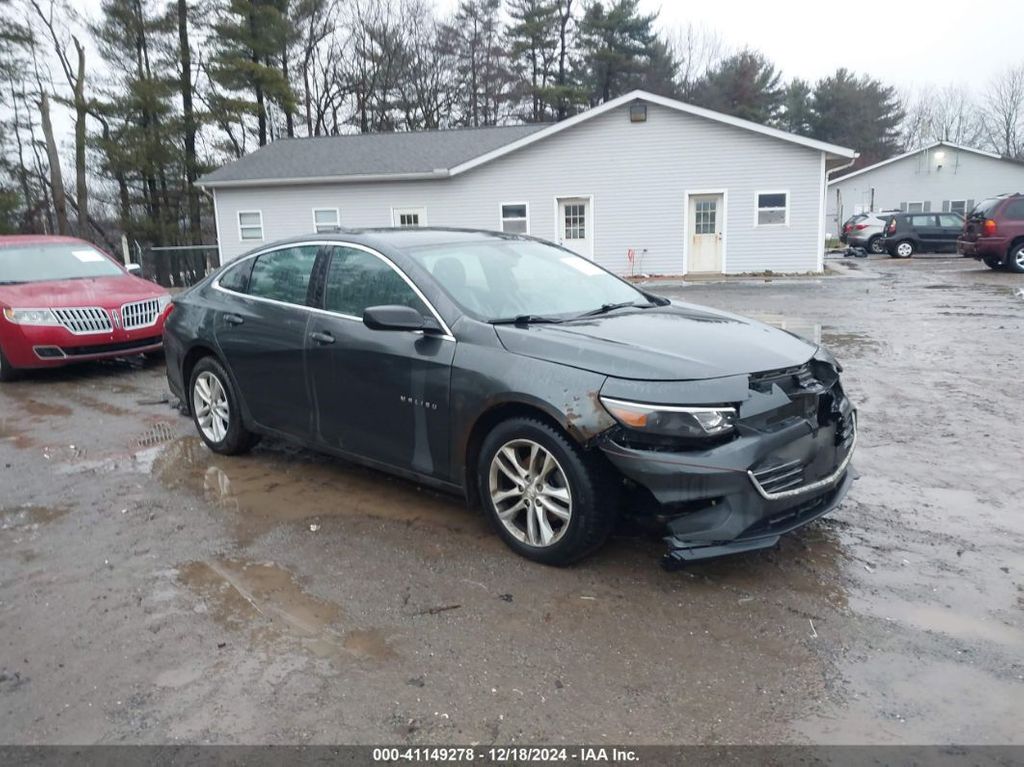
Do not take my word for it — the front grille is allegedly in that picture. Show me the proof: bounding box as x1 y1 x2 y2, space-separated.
61 336 161 357
52 307 112 335
121 298 160 330
751 459 807 494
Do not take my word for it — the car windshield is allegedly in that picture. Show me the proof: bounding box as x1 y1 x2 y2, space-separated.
404 238 649 322
0 243 124 284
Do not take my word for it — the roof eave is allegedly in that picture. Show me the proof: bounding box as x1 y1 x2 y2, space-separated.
827 141 1005 185
197 168 450 190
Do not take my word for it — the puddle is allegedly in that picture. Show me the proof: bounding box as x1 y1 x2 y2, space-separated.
151 436 486 542
179 559 396 661
0 505 70 529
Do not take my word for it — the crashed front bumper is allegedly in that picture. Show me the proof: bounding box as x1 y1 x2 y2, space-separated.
599 384 856 567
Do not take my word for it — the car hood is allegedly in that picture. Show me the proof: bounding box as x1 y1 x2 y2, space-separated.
493 302 817 381
0 275 165 309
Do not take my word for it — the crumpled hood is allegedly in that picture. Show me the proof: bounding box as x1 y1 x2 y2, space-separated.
493 302 817 381
0 275 165 309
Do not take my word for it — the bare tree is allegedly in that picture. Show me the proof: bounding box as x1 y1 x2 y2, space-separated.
667 22 724 100
901 83 986 149
984 64 1024 158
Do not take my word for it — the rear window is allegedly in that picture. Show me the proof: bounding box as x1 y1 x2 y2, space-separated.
1001 198 1024 220
968 197 1005 219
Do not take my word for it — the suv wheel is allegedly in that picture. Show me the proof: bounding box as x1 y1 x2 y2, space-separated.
1006 242 1024 273
867 235 885 254
189 356 260 454
478 417 617 565
892 240 915 258
0 343 21 383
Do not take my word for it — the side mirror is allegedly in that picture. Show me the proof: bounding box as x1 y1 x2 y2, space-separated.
363 305 440 333
125 263 142 276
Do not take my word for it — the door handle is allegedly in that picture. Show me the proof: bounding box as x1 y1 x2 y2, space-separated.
309 331 335 345
224 313 244 326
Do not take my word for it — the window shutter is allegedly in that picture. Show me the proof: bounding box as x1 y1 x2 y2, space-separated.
923 201 932 212
899 202 908 212
941 200 950 212
967 198 975 212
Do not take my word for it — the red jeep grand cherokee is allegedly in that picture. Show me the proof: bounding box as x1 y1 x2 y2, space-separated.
0 235 172 381
958 193 1024 273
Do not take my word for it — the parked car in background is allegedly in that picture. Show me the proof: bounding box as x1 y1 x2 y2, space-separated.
844 211 897 254
839 214 864 244
164 229 856 567
957 193 1024 273
880 212 964 257
0 235 172 381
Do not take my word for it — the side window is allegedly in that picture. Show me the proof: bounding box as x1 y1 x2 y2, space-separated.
909 215 933 228
247 246 319 305
1003 199 1024 219
938 214 963 228
324 246 428 318
218 258 254 293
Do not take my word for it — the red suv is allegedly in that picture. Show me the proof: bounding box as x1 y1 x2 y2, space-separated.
958 193 1024 273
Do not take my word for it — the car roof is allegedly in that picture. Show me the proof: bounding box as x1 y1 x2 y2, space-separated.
0 234 92 248
239 227 534 256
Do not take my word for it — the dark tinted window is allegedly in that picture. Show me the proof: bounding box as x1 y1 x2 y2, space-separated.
1002 199 1024 219
324 246 428 317
247 246 319 305
219 258 254 293
969 197 1004 219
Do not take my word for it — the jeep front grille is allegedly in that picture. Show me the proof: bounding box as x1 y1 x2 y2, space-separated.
52 307 112 335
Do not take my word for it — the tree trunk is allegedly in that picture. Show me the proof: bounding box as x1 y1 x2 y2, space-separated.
72 37 88 236
178 0 201 244
556 0 572 120
282 44 295 137
39 92 69 236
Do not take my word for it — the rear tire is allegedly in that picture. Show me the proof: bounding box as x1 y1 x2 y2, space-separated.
188 356 259 455
478 417 618 566
1006 242 1024 273
0 344 20 383
867 235 885 254
891 240 915 258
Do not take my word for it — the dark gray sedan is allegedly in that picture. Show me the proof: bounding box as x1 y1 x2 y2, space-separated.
164 229 856 566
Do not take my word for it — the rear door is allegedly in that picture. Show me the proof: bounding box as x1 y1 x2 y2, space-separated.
908 214 941 251
214 244 321 438
306 244 455 478
936 214 965 250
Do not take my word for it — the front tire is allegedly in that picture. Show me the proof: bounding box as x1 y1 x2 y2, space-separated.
189 356 259 455
478 417 617 566
1006 242 1024 273
0 343 20 383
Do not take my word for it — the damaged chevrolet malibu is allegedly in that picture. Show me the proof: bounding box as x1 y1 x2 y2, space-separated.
164 229 856 566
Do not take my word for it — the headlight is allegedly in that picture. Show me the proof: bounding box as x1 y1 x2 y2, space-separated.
3 307 60 326
600 396 737 439
157 294 172 312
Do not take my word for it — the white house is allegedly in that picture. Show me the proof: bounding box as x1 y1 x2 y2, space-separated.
827 140 1024 230
199 90 856 276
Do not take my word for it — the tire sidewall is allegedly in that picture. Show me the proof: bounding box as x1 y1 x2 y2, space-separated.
868 236 884 254
478 418 608 565
1007 244 1024 273
188 357 250 454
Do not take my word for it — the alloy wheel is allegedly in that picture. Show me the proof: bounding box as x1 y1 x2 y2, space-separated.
1013 247 1024 270
193 371 230 443
488 439 573 548
896 242 913 257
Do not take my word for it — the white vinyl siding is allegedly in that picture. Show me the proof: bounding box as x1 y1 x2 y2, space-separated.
313 207 340 232
499 202 529 234
237 210 263 241
214 102 827 274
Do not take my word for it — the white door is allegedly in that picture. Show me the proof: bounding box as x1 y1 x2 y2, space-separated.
688 194 724 273
557 197 593 259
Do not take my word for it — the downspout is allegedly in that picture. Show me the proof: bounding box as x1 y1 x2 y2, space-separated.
826 155 859 234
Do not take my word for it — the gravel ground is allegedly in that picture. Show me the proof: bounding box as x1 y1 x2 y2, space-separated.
0 253 1021 745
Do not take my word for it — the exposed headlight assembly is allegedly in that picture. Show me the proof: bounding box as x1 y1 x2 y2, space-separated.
157 294 172 312
600 396 737 439
3 307 60 326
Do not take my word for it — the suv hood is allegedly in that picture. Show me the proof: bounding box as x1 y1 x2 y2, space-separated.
494 303 816 381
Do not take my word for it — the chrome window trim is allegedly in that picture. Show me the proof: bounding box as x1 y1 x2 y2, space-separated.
211 240 455 341
747 413 857 502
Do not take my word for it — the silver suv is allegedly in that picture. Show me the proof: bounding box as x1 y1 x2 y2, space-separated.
845 211 898 254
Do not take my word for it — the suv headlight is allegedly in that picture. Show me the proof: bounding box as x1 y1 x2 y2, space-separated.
3 307 60 326
600 396 737 439
157 294 172 312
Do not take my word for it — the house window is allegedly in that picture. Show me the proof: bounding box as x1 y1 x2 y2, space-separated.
392 207 426 227
564 203 586 239
694 199 717 234
500 203 529 234
905 201 924 213
949 200 967 215
313 208 340 233
238 211 263 241
755 192 788 226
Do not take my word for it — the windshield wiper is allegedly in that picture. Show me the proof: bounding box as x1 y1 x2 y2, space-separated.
490 314 566 325
575 300 656 318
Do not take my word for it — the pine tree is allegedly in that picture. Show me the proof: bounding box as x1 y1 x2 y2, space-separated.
810 68 904 166
690 50 784 125
506 0 558 122
577 0 657 105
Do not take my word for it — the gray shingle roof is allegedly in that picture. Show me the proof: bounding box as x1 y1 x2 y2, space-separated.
198 124 547 187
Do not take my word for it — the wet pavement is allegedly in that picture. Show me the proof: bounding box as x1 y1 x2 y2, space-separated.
0 254 1022 745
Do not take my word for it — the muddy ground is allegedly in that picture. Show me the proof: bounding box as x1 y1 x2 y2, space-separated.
0 254 1022 745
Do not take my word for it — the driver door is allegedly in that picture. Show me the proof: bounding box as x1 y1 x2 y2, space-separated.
306 244 456 478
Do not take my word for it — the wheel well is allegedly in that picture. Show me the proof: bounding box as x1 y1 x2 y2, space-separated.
1008 236 1024 256
462 402 566 509
180 345 218 409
